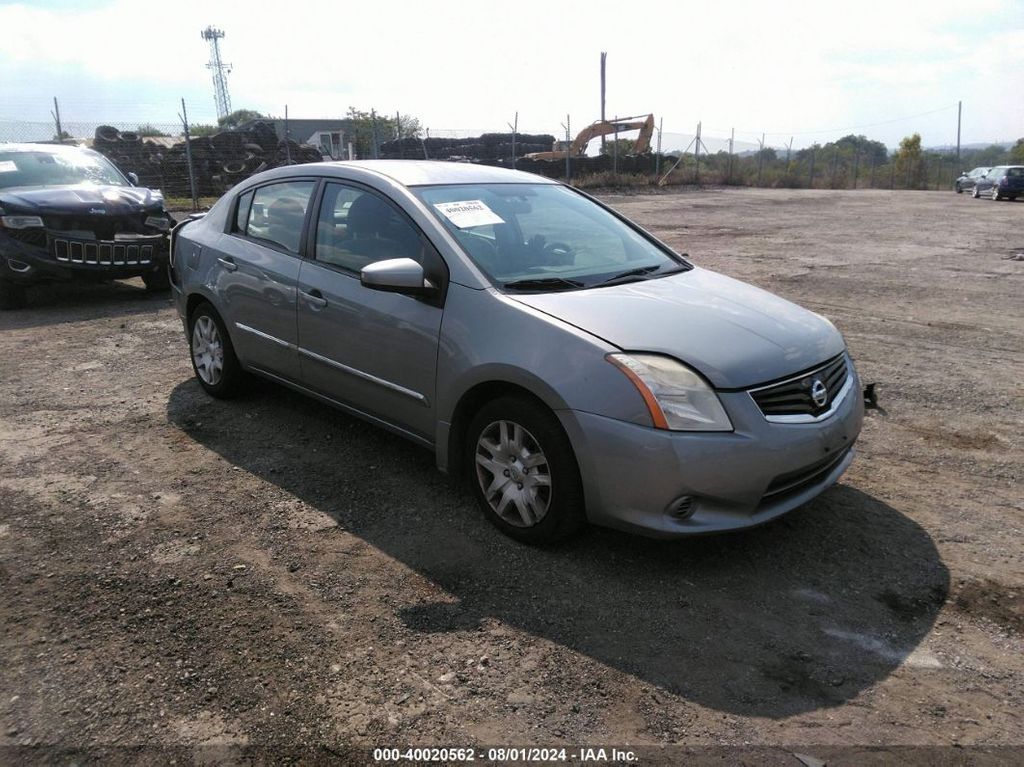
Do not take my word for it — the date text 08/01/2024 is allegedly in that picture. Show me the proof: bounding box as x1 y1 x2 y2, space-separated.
372 747 638 762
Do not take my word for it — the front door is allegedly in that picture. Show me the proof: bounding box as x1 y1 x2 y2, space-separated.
296 182 444 442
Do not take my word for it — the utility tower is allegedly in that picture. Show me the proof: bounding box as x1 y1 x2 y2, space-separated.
200 26 232 121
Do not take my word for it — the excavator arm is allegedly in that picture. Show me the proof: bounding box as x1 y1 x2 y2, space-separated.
525 114 656 160
570 114 655 155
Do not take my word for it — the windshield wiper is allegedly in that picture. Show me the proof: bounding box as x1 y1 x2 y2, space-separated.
502 277 586 292
594 264 686 287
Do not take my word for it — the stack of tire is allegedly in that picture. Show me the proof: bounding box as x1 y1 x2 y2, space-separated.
379 132 555 161
92 121 324 198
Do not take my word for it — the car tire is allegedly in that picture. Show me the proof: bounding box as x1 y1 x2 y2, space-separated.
955 183 962 194
466 395 585 545
0 279 27 310
142 268 171 292
188 302 244 398
972 187 981 199
991 187 1002 201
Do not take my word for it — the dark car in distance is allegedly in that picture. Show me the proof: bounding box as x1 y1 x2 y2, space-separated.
0 143 174 309
971 165 1024 201
954 166 990 194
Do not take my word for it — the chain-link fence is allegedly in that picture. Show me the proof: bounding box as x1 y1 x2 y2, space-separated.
3 98 1015 209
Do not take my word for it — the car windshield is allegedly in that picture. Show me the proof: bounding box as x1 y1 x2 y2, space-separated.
415 183 687 290
0 149 127 190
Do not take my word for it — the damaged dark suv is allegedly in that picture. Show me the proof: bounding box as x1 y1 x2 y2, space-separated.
0 143 173 309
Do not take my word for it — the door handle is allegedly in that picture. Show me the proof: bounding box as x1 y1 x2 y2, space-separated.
217 256 238 272
300 289 328 308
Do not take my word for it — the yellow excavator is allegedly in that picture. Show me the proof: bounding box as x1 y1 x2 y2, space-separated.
525 114 655 161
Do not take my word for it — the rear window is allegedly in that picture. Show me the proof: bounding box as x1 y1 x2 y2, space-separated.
1006 168 1023 178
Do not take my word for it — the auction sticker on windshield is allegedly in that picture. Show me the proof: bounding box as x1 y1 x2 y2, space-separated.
434 200 504 228
0 161 18 173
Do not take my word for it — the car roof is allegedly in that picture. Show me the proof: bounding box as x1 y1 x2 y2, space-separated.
318 160 558 187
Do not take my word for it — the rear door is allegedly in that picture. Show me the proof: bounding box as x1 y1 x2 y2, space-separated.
214 179 317 382
295 181 445 442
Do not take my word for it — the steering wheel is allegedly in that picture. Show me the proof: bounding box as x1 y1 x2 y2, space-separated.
542 241 575 265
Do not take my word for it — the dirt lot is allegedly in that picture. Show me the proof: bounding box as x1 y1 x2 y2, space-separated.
1 188 1022 764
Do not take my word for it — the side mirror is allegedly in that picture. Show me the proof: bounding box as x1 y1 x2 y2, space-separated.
127 172 139 186
361 257 436 295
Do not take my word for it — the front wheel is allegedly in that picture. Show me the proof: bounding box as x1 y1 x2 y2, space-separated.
991 187 1002 201
972 186 981 199
467 396 585 545
955 183 962 194
188 302 244 398
142 267 171 292
0 279 27 310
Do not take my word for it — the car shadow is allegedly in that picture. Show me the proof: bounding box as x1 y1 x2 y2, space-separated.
0 280 171 329
166 377 949 719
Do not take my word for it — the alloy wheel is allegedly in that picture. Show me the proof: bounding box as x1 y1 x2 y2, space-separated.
192 315 225 386
475 420 552 528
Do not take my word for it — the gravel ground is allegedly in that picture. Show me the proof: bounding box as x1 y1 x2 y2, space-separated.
0 188 1021 765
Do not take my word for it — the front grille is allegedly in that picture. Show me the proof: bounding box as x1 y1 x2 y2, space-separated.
749 354 848 419
51 236 159 266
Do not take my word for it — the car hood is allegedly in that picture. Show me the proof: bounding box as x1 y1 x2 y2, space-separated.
509 267 846 389
0 184 164 215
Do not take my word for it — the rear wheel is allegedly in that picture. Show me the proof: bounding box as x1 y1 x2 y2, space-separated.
972 186 981 199
188 302 244 398
991 186 1002 201
0 279 27 310
467 396 585 545
955 183 962 194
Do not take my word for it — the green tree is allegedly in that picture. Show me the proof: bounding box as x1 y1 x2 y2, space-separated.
217 109 265 128
895 133 924 188
1011 138 1024 164
600 138 637 157
189 124 218 137
136 124 169 138
344 107 423 158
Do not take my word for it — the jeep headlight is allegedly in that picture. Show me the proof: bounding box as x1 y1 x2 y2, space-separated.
607 353 733 432
145 215 171 231
1 215 45 229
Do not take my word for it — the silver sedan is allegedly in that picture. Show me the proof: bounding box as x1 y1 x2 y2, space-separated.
171 161 863 543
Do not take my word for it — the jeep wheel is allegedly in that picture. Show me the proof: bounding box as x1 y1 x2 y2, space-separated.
467 396 585 545
0 279 27 310
142 268 171 292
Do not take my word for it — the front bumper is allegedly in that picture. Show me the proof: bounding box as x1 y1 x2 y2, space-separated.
0 231 169 285
558 359 864 537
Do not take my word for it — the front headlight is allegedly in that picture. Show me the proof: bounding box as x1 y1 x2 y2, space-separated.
1 215 45 229
607 353 733 432
145 215 171 231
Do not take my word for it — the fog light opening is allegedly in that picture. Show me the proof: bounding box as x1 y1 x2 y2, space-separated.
7 259 31 273
666 495 697 520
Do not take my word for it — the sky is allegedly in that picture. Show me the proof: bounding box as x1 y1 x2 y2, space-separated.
1 0 1022 151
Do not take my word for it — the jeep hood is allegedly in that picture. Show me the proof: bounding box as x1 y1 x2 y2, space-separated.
510 267 846 389
0 184 165 216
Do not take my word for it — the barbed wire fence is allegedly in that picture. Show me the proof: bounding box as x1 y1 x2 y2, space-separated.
1 98 1005 210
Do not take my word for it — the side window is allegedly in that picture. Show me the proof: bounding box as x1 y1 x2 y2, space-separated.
234 190 253 233
242 181 315 254
314 182 425 274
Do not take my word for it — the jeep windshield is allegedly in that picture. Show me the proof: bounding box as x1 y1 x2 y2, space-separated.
415 183 689 291
0 149 128 190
